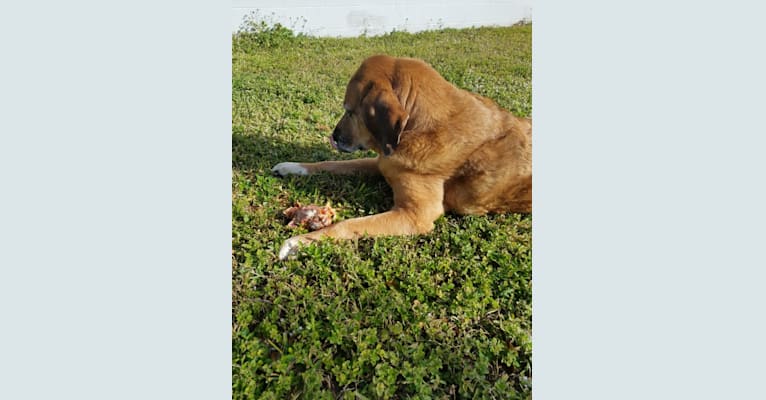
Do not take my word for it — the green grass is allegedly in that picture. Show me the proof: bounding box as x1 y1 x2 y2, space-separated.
232 23 532 399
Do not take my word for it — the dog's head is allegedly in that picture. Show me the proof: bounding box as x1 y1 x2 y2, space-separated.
331 55 410 157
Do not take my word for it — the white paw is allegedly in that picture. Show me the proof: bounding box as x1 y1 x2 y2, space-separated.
278 237 301 260
271 162 308 177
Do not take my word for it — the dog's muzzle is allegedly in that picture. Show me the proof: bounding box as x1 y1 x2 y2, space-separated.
330 131 356 153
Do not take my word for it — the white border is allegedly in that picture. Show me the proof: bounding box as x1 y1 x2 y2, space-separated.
0 1 231 398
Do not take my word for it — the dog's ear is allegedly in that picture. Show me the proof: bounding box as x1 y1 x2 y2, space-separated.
364 90 409 156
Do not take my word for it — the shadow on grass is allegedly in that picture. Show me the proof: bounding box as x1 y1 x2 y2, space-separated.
233 132 394 213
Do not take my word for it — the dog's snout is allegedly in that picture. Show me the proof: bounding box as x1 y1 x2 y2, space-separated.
330 118 362 153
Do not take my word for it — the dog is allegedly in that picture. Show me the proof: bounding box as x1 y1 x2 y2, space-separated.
272 55 531 260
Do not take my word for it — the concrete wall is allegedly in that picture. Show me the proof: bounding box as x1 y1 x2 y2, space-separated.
232 0 532 37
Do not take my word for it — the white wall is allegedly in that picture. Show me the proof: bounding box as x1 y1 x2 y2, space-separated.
232 0 532 37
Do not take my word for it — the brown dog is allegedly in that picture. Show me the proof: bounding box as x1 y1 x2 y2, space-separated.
272 55 531 260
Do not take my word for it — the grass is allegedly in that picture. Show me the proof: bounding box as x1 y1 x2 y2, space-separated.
232 22 532 399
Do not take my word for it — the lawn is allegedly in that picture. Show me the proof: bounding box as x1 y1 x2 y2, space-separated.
232 22 532 399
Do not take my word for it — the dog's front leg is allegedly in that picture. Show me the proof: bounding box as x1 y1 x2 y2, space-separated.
278 208 437 260
272 157 380 176
277 174 445 260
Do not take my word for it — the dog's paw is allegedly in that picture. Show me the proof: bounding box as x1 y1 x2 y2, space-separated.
278 237 302 261
271 162 308 177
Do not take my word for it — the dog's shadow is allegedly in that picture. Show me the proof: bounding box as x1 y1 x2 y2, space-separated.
233 132 393 215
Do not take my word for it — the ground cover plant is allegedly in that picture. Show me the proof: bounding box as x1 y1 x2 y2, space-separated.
232 22 532 399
